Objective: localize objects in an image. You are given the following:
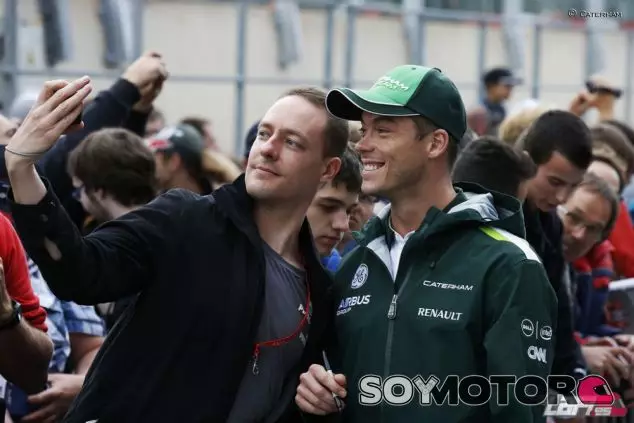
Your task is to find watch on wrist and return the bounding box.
[0,300,22,331]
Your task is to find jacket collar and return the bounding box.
[359,182,525,248]
[211,174,328,288]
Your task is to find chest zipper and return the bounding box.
[381,223,429,420]
[387,294,398,319]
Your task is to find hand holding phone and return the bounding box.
[4,77,92,164]
[54,85,83,129]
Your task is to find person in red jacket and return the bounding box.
[607,201,634,277]
[0,210,52,393]
[572,239,618,338]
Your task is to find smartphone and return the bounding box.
[5,381,48,421]
[5,382,34,420]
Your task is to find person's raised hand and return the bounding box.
[615,334,634,352]
[133,78,165,113]
[5,77,92,167]
[568,91,597,116]
[122,51,168,91]
[582,345,631,387]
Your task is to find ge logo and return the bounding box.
[351,264,369,290]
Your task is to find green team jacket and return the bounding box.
[330,184,558,423]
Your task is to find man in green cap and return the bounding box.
[295,65,557,422]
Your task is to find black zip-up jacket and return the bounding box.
[9,175,334,423]
[523,201,587,381]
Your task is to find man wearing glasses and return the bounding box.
[557,173,634,391]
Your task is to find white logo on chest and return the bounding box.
[351,264,369,289]
[337,295,372,316]
[417,307,462,321]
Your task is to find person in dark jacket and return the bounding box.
[4,79,349,423]
[65,127,159,333]
[306,144,362,273]
[0,51,167,232]
[145,124,242,195]
[517,110,594,384]
[467,67,521,136]
[452,135,536,201]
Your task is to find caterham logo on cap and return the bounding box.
[373,76,409,92]
[351,264,369,289]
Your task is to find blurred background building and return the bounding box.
[0,0,631,155]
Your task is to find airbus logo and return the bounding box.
[337,295,371,316]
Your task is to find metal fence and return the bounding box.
[1,0,633,155]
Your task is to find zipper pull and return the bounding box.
[387,294,398,319]
[252,346,260,376]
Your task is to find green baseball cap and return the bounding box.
[326,65,467,141]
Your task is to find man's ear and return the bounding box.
[427,130,450,160]
[321,157,342,183]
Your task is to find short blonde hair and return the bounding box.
[498,106,550,145]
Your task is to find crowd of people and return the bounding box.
[0,50,633,423]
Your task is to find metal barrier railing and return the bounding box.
[2,0,633,156]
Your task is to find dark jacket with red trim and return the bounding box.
[8,175,334,423]
[572,240,620,338]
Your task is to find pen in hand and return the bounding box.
[322,351,344,413]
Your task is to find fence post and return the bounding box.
[402,0,425,65]
[1,0,19,112]
[132,0,144,58]
[502,0,526,79]
[419,0,427,65]
[584,0,608,79]
[234,0,248,157]
[343,0,358,88]
[531,22,542,99]
[323,2,335,89]
[476,20,487,100]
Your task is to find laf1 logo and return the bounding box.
[545,375,628,418]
